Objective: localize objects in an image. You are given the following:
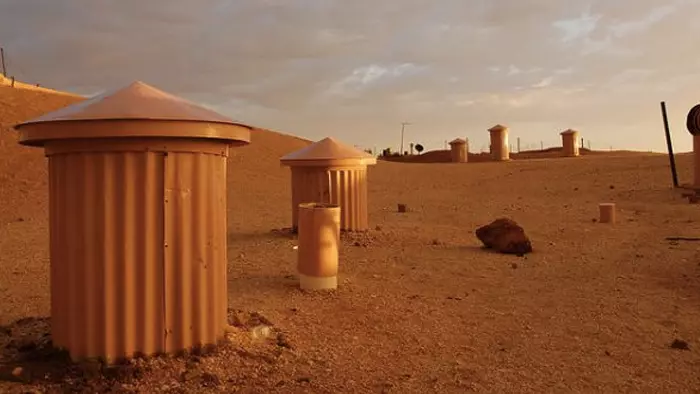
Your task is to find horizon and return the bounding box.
[1,1,699,153]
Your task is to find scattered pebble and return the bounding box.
[670,339,690,350]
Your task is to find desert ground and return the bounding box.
[1,85,700,393]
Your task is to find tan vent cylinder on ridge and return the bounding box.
[561,129,580,157]
[13,81,253,363]
[297,203,341,290]
[488,124,510,161]
[448,138,468,163]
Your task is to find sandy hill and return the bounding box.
[0,85,310,227]
[2,85,700,393]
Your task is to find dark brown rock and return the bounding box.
[397,204,407,213]
[475,218,533,256]
[670,339,690,350]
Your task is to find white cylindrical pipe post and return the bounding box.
[297,203,341,290]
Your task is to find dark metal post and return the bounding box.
[400,122,410,156]
[0,48,6,77]
[661,101,679,188]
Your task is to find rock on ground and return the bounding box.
[475,218,533,256]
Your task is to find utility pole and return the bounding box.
[400,122,411,155]
[1,47,6,77]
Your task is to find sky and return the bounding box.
[1,0,700,153]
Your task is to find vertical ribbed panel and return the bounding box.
[47,142,229,362]
[163,151,228,352]
[49,150,165,361]
[291,166,369,231]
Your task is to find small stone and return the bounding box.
[11,366,27,381]
[229,311,246,327]
[670,339,690,350]
[431,239,441,245]
[397,204,407,213]
[201,372,222,387]
[375,225,382,231]
[609,185,615,189]
[511,263,518,269]
[276,333,292,349]
[251,325,273,339]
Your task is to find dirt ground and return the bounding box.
[1,86,700,393]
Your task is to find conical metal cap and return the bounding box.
[14,81,252,146]
[280,137,377,167]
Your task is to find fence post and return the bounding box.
[0,48,6,77]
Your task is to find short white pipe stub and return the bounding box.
[299,274,337,291]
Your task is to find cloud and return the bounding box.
[531,77,554,88]
[552,10,602,43]
[1,0,699,152]
[507,65,522,76]
[609,5,678,38]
